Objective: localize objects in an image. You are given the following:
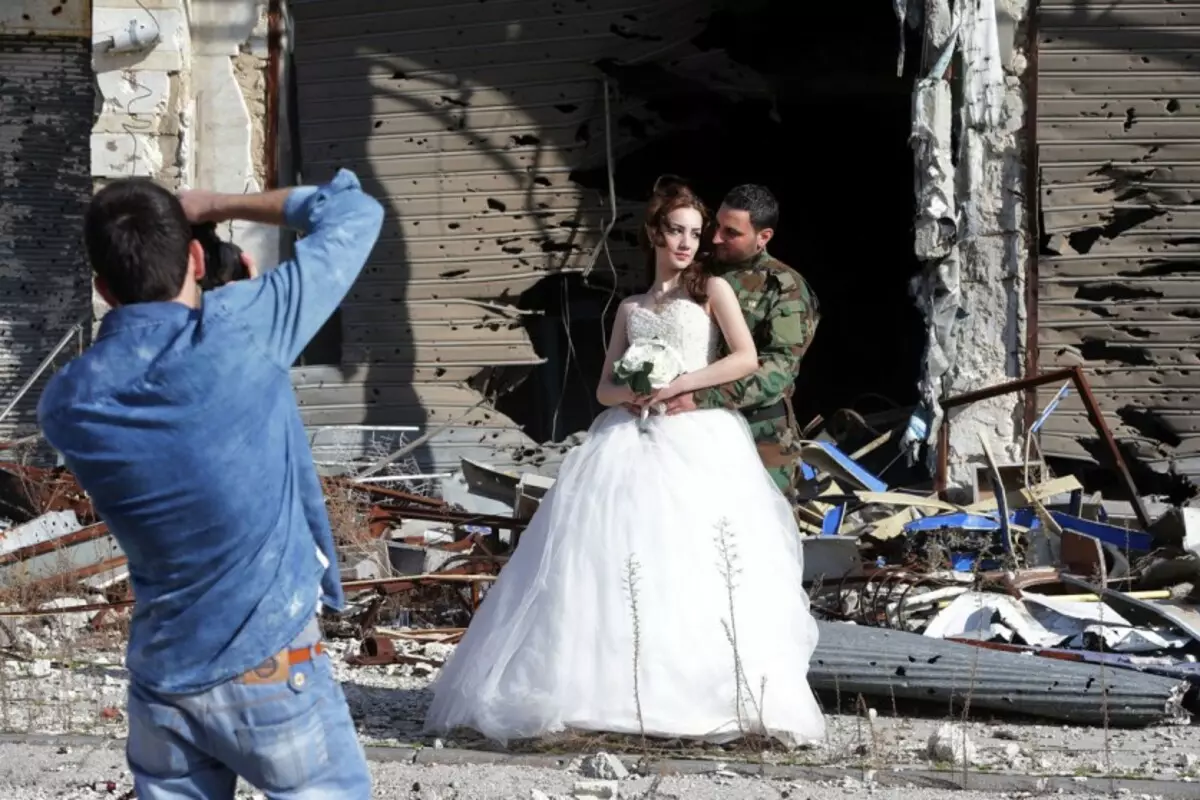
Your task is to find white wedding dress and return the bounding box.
[424,296,826,746]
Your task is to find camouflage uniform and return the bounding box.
[693,250,820,494]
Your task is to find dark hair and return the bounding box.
[84,178,192,305]
[640,175,712,304]
[722,183,779,231]
[192,222,250,290]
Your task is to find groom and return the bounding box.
[665,184,820,496]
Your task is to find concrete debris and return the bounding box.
[571,779,619,799]
[578,753,628,781]
[926,723,978,766]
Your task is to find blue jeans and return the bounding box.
[126,619,370,799]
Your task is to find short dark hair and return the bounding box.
[84,178,192,305]
[722,184,779,231]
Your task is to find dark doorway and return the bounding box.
[534,1,928,436]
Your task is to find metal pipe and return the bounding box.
[0,323,82,426]
[1022,0,1043,435]
[934,366,1150,529]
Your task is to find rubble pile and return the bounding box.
[0,367,1198,738]
[789,369,1200,727]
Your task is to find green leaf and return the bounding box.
[629,371,652,396]
[612,359,654,396]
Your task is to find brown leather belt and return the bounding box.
[238,642,325,685]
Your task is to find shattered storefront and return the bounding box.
[281,0,1196,501]
[0,5,94,444]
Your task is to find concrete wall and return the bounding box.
[916,0,1032,494]
[90,0,276,325]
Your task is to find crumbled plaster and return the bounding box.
[189,0,277,270]
[918,0,1032,493]
[91,0,194,329]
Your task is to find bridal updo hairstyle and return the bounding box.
[640,175,712,304]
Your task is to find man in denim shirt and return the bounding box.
[38,169,383,798]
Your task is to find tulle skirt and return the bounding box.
[424,406,826,746]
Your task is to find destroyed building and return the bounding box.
[0,0,1198,501]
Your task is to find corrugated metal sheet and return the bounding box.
[811,622,1189,727]
[288,0,712,472]
[0,36,93,440]
[1036,2,1200,485]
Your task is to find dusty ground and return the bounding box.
[0,738,1194,800]
[1,630,1198,795]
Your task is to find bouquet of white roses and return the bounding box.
[611,339,685,431]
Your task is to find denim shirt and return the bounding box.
[38,169,384,695]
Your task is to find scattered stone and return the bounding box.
[1178,753,1198,770]
[926,723,978,766]
[572,779,618,799]
[995,729,1020,741]
[530,791,554,800]
[432,738,444,750]
[1003,743,1022,761]
[579,752,628,781]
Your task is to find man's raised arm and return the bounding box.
[187,168,385,367]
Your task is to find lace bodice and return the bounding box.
[626,296,720,374]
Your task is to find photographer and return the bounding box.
[38,169,383,798]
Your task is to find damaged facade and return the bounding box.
[0,1,93,443]
[0,0,1197,498]
[1035,2,1200,497]
[89,0,279,322]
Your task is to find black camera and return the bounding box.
[192,222,250,290]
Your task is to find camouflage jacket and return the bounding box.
[694,250,820,413]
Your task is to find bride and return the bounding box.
[424,178,826,746]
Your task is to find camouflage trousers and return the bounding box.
[746,413,802,496]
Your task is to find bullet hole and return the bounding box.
[502,246,525,254]
[1123,107,1137,132]
[51,5,63,15]
[540,240,575,253]
[440,95,469,108]
[448,222,460,230]
[574,122,590,144]
[439,269,470,279]
[534,177,552,187]
[1078,340,1155,367]
[1117,406,1183,447]
[1166,98,1181,113]
[486,198,507,212]
[554,103,578,113]
[373,121,383,129]
[510,134,540,146]
[1074,283,1163,302]
[609,23,661,42]
[392,70,407,80]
